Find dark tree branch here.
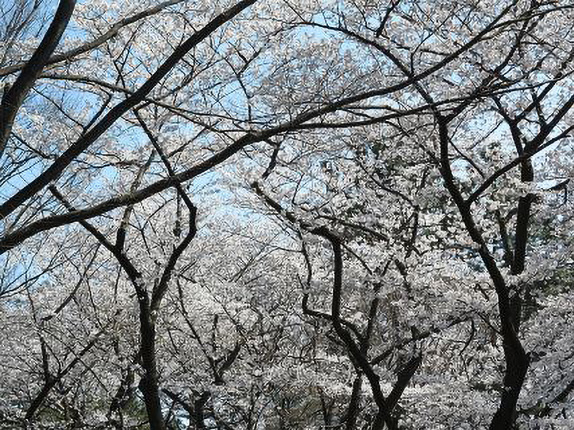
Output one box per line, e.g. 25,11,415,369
0,0,76,155
0,0,187,78
0,0,259,221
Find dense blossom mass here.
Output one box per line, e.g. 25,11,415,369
1,1,574,429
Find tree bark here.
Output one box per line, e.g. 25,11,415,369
0,0,76,155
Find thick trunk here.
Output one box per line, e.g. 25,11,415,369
345,376,363,430
437,118,530,430
138,306,165,430
489,348,529,429
489,141,534,430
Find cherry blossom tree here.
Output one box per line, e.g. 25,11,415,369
1,1,574,429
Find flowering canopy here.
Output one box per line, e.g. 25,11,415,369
1,1,574,429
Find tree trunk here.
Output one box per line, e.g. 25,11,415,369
138,305,165,430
